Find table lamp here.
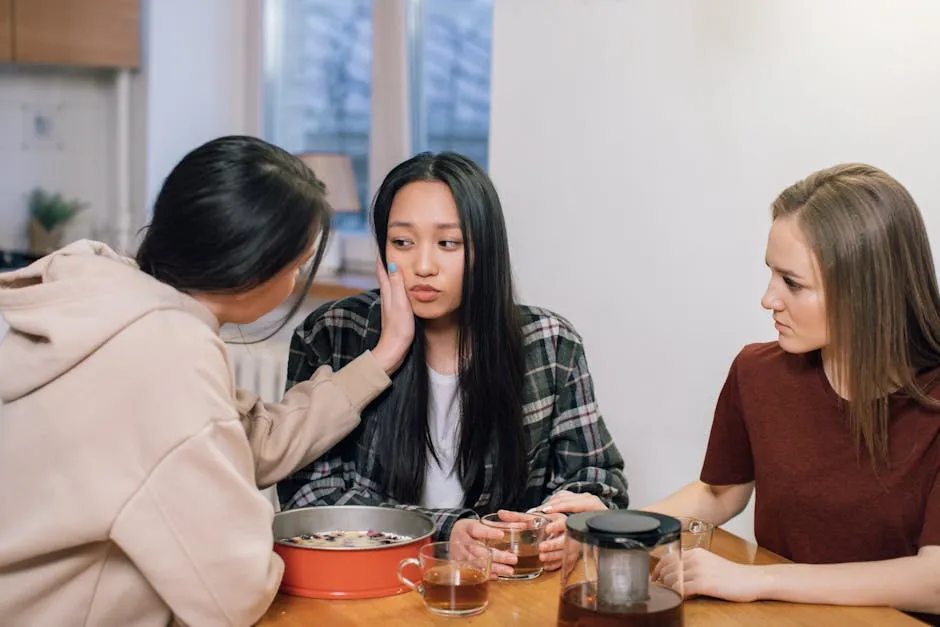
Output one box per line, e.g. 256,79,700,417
296,152,361,276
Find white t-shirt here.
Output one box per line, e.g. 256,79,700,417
420,367,466,509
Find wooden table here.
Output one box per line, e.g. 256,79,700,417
258,529,925,626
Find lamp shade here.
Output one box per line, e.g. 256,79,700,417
297,152,361,213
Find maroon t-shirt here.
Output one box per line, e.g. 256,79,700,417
701,342,940,565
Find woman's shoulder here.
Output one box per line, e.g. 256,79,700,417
736,341,788,364
105,309,247,456
732,341,818,383
117,307,227,370
106,309,234,421
296,289,380,339
517,304,584,347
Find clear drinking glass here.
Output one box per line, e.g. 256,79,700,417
480,511,550,580
398,541,493,617
676,516,714,551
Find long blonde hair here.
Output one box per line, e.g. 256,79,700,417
772,163,940,464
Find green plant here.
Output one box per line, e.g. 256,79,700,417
28,188,87,231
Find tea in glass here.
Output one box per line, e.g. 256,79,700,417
398,541,493,617
422,564,489,614
481,511,550,580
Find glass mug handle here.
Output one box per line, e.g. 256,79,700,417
397,558,424,595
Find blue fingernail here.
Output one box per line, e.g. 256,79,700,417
388,262,398,273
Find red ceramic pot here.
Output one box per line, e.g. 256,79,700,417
273,506,435,599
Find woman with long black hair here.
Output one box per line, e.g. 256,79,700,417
279,151,628,576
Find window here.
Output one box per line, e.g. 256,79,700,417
263,0,372,230
409,0,493,169
262,0,494,237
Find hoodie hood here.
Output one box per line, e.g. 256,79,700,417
0,240,218,402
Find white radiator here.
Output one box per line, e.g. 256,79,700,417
226,340,290,404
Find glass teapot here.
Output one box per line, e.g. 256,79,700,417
556,510,684,627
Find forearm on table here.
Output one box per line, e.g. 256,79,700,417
641,480,752,525
753,548,940,614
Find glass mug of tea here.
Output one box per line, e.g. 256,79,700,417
480,511,550,580
397,541,493,617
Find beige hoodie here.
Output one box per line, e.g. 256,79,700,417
0,241,391,626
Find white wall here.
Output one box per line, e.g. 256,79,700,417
0,0,261,253
0,67,117,250
489,0,940,540
143,0,261,213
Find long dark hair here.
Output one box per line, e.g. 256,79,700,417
371,152,527,510
136,135,332,339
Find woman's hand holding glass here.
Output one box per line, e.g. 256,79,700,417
449,518,518,579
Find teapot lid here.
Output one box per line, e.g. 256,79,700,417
566,510,680,549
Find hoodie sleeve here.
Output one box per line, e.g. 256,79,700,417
235,351,391,489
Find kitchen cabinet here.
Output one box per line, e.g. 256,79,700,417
12,0,140,68
0,0,12,62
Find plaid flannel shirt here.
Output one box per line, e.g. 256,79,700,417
277,290,629,539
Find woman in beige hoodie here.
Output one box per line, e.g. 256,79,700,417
0,136,414,627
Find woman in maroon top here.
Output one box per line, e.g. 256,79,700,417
648,163,940,620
